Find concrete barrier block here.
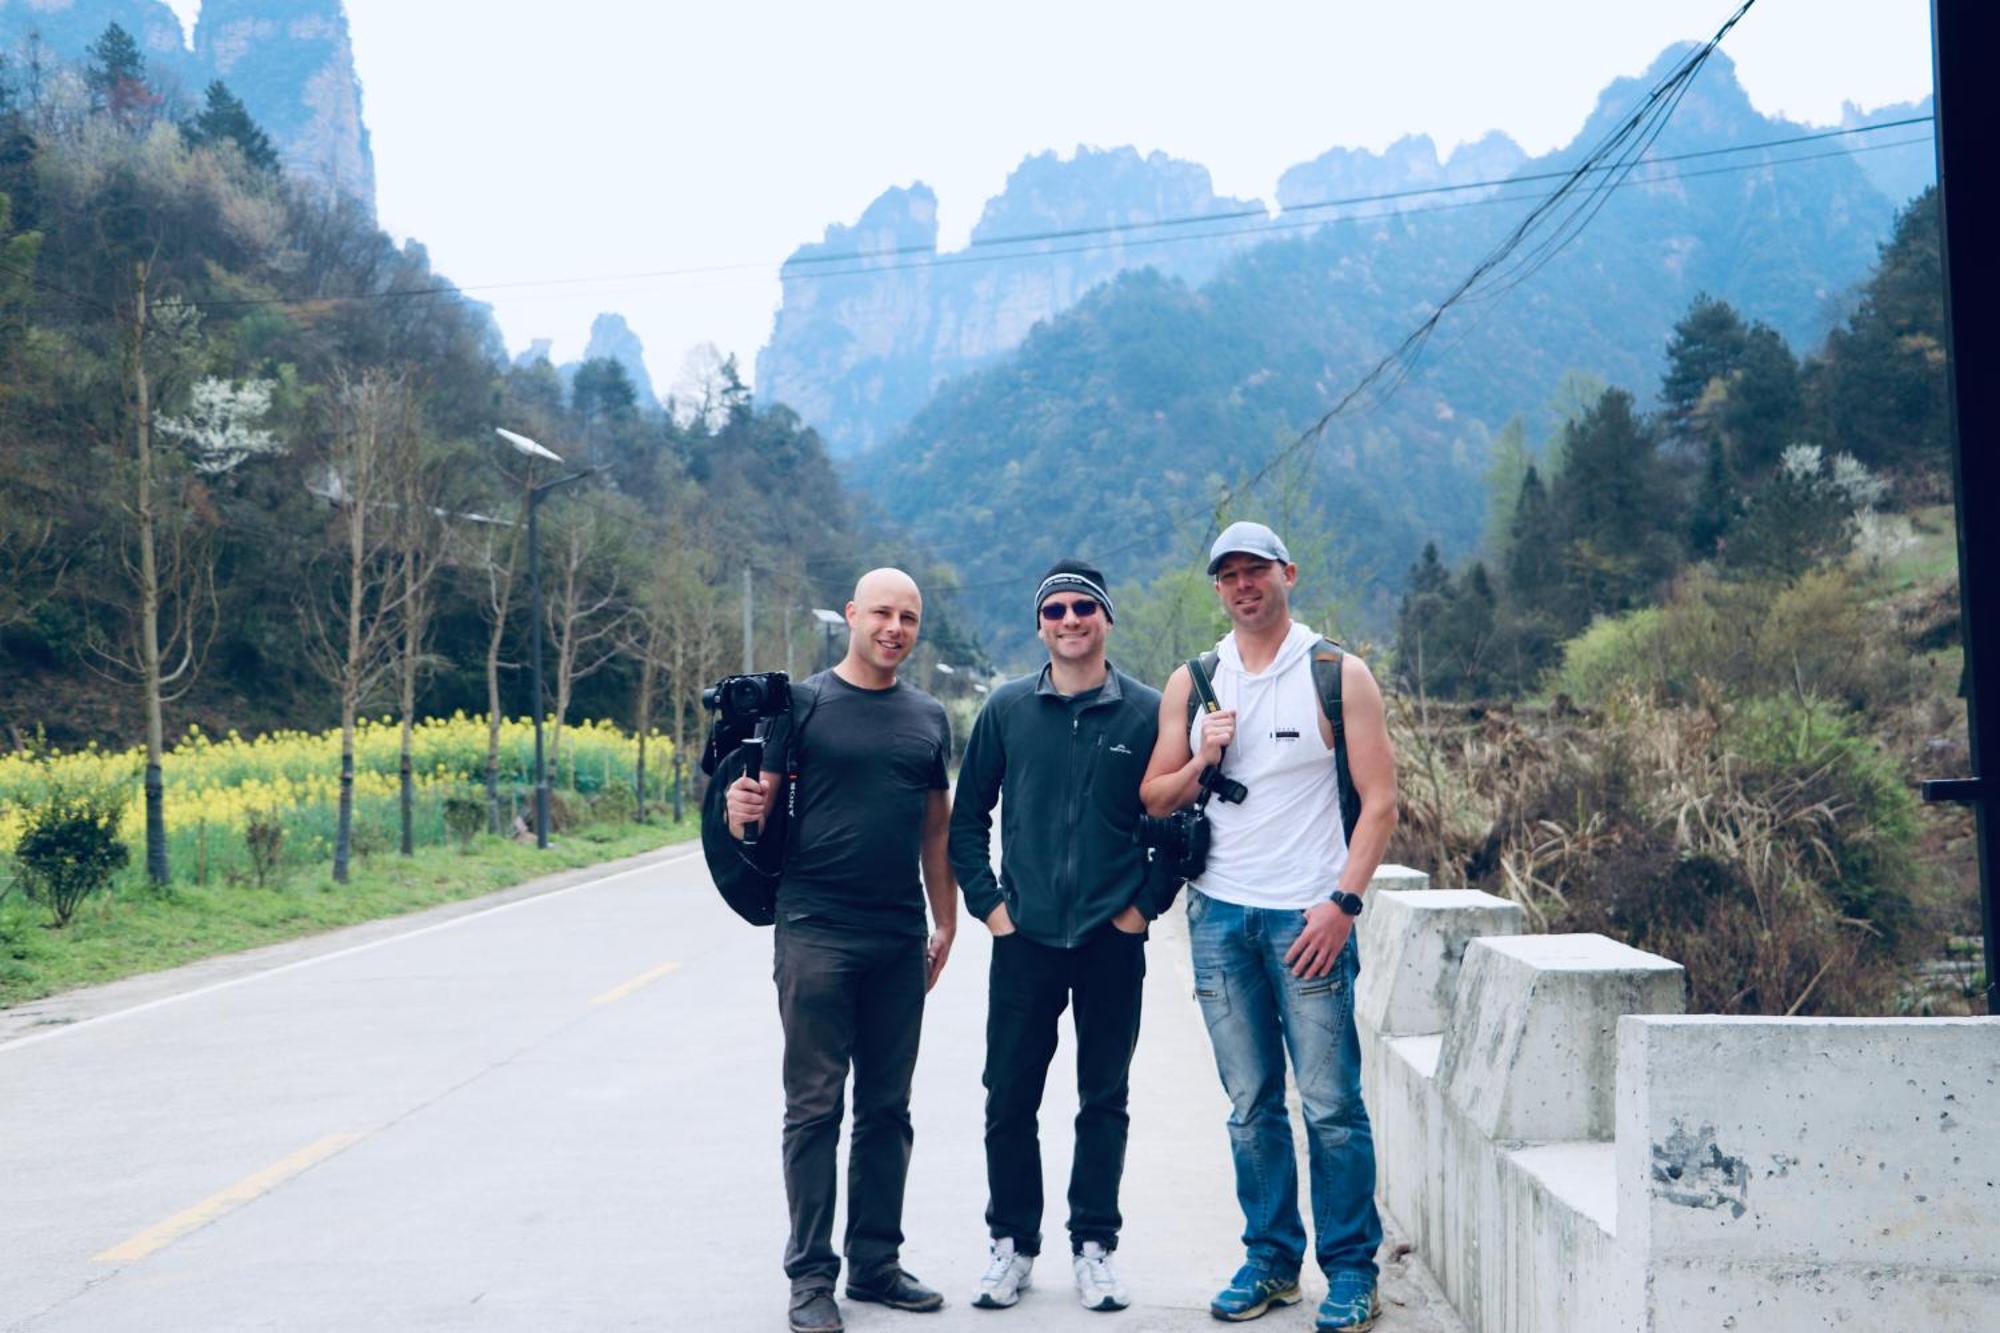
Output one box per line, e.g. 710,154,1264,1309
1440,934,1684,1144
1356,889,1524,1039
1618,1016,2000,1310
1368,863,1431,893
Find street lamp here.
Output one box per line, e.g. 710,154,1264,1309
495,428,594,850
811,606,844,672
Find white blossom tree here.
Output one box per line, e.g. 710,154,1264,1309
155,376,283,475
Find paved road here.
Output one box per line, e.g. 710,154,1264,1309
0,847,1462,1332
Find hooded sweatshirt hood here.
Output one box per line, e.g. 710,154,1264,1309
1215,620,1319,681
1194,619,1350,908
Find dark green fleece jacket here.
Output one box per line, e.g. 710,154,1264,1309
949,662,1177,947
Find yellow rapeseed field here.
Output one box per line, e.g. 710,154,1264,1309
0,715,674,865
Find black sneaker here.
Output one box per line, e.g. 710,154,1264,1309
846,1268,945,1312
789,1288,843,1333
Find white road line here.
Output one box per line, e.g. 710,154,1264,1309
0,846,704,1057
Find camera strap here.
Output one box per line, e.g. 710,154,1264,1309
1185,656,1229,812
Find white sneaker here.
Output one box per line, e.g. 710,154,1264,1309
1072,1241,1130,1312
973,1236,1034,1309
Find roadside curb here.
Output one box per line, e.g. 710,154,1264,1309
0,839,702,1050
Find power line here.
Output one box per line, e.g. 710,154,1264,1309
905,135,1928,577
164,112,1924,312
923,0,1773,597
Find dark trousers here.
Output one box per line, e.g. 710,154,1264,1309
774,919,927,1292
983,925,1146,1256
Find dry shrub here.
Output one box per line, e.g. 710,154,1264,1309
1388,688,1925,1015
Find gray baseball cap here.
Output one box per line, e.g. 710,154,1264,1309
1207,521,1292,576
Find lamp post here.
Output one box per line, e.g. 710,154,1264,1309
495,429,593,850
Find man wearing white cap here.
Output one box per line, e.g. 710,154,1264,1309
1139,522,1400,1332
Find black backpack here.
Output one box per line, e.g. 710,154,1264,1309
1186,638,1362,839
699,682,820,926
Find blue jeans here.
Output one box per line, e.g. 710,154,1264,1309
1187,888,1381,1279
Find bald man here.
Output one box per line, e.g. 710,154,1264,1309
727,568,958,1333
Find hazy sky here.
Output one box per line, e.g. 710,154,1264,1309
169,2,1938,397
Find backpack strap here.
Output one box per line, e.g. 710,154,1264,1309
777,679,822,840
1310,639,1362,841
1183,650,1222,729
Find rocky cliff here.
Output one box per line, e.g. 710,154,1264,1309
0,0,375,210
193,0,374,207
756,146,1266,456
760,53,1934,472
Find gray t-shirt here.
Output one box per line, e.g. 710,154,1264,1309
763,671,951,936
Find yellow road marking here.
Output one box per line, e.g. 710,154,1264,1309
94,1133,364,1264
591,961,682,1005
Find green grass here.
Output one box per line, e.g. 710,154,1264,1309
0,818,697,1009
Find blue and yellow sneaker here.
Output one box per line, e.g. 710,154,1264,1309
1315,1270,1380,1331
1208,1262,1302,1321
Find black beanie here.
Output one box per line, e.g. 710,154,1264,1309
1034,558,1114,624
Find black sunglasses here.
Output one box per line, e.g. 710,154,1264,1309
1040,598,1101,621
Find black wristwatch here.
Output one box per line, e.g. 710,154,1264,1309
1329,890,1365,917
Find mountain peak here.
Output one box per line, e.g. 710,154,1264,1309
788,184,939,265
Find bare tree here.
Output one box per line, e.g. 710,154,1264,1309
387,438,452,857
651,512,730,816
620,596,671,822
83,267,221,885
0,512,66,631
302,369,421,884
542,503,628,789
473,501,526,833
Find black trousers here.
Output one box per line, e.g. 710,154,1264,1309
983,925,1146,1256
774,918,927,1292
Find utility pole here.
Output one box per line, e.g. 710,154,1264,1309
742,566,754,673
1926,0,1999,1014
494,429,591,852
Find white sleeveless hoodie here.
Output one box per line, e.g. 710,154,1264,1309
1187,620,1348,910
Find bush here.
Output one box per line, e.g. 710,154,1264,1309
243,811,285,888
1549,568,1923,716
442,792,485,852
12,785,130,927
1550,608,1667,705
1723,695,1919,943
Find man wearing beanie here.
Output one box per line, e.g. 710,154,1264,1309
948,558,1175,1314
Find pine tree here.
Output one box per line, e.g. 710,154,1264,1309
1722,322,1801,475
186,82,280,174
85,23,155,122
1395,542,1454,694
1808,189,1948,469
1504,464,1557,605
1661,293,1749,438
1436,562,1498,698
1549,389,1682,626
1688,436,1736,558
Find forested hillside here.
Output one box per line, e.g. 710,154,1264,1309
0,32,946,762
0,0,374,206
853,48,1926,656
1372,187,1971,1019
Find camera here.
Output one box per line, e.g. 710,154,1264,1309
702,671,792,726
1135,806,1210,882
700,671,793,846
